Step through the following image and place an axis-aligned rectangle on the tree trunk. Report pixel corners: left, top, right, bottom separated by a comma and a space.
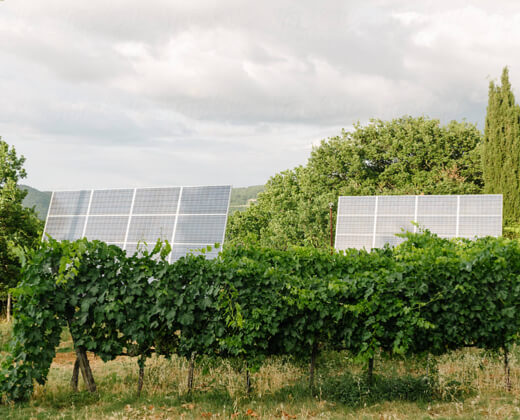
504, 347, 512, 392
367, 357, 374, 386
137, 357, 145, 397
309, 342, 318, 391
75, 346, 97, 392
187, 353, 196, 392
70, 357, 80, 392
6, 293, 11, 322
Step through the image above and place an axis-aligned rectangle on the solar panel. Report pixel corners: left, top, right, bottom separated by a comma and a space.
335, 194, 503, 250
43, 185, 232, 261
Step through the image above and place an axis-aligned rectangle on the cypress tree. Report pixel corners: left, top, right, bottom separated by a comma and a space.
483, 67, 520, 223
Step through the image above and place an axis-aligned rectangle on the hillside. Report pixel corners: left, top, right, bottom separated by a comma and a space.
229, 185, 264, 213
20, 185, 52, 221
21, 184, 264, 220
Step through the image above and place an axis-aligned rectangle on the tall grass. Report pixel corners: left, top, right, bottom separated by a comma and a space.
0, 319, 12, 352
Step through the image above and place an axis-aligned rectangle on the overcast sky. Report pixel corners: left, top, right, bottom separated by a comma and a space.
1, 0, 519, 190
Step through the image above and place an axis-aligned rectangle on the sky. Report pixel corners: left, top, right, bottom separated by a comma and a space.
1, 0, 520, 190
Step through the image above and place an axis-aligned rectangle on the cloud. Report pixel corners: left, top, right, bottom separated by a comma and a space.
0, 1, 519, 189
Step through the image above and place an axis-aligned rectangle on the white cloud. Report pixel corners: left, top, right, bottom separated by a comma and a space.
0, 0, 519, 189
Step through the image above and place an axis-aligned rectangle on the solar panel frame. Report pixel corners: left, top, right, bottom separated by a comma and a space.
43, 185, 232, 261
335, 194, 503, 250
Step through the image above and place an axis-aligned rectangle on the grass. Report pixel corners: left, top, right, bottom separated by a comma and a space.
0, 319, 12, 352
1, 322, 520, 419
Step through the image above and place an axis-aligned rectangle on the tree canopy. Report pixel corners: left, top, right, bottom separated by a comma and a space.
0, 139, 42, 298
483, 67, 520, 224
227, 116, 483, 249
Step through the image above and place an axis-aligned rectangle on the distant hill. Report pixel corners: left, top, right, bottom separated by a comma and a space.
20, 185, 52, 221
20, 184, 264, 220
229, 185, 264, 213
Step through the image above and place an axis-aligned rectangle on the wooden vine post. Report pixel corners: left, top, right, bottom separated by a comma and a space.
309, 342, 318, 391
75, 347, 97, 392
70, 358, 80, 392
137, 356, 146, 397
504, 346, 512, 392
244, 360, 252, 395
6, 293, 11, 323
68, 321, 97, 393
246, 369, 252, 395
367, 357, 374, 386
187, 352, 196, 392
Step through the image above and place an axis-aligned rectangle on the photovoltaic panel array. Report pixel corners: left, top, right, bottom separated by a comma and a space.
43, 185, 232, 261
335, 194, 503, 251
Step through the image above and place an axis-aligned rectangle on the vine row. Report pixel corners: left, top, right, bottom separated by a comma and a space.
2, 231, 520, 402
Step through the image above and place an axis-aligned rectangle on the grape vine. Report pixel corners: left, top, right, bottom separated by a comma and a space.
2, 231, 520, 402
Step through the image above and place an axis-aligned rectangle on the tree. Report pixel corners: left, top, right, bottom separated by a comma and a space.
482, 67, 520, 224
0, 138, 42, 317
226, 116, 483, 249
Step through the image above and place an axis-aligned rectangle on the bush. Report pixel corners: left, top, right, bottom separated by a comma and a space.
321, 371, 434, 406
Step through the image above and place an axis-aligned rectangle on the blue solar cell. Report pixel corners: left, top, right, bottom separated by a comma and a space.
178, 186, 231, 214
49, 191, 91, 215
335, 194, 502, 250
89, 189, 133, 215
44, 185, 231, 261
127, 215, 176, 243
44, 216, 86, 240
84, 216, 129, 242
132, 187, 181, 214
174, 215, 226, 244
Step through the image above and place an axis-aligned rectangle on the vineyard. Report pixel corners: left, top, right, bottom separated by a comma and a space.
1, 230, 520, 415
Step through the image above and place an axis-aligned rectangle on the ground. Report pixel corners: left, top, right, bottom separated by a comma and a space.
1, 322, 520, 419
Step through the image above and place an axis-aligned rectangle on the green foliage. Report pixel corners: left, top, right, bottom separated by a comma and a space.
0, 238, 166, 401
307, 117, 483, 196
3, 232, 520, 403
1, 241, 65, 401
227, 116, 483, 249
0, 140, 27, 186
483, 67, 520, 224
0, 139, 42, 298
0, 321, 11, 352
321, 372, 435, 407
152, 253, 224, 360
217, 246, 295, 368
